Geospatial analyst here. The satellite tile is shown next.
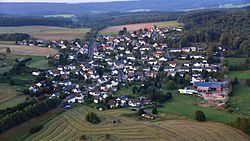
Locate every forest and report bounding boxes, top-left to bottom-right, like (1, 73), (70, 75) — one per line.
(0, 33), (30, 41)
(178, 8), (250, 57)
(0, 12), (181, 29)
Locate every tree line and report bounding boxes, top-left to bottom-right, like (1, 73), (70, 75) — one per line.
(0, 33), (30, 41)
(0, 98), (60, 133)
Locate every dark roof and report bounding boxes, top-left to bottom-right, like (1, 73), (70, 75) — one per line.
(193, 82), (222, 89)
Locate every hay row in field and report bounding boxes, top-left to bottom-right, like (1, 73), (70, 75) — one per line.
(26, 106), (250, 141)
(0, 44), (58, 56)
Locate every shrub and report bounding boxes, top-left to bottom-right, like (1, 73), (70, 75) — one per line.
(232, 117), (250, 135)
(9, 79), (15, 85)
(137, 109), (145, 116)
(86, 112), (100, 124)
(245, 79), (250, 87)
(195, 110), (206, 122)
(30, 125), (43, 134)
(80, 135), (87, 140)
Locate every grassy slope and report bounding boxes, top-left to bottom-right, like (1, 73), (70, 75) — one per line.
(0, 54), (48, 109)
(0, 108), (64, 141)
(230, 84), (250, 116)
(22, 105), (250, 141)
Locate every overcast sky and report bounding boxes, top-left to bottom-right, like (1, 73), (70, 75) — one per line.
(0, 0), (133, 3)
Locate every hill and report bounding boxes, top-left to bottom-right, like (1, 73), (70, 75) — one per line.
(0, 0), (249, 16)
(1, 105), (249, 141)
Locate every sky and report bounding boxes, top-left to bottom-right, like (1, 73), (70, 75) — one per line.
(0, 0), (133, 3)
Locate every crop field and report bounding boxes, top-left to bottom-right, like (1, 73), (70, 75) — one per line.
(0, 26), (90, 40)
(22, 105), (249, 141)
(0, 44), (58, 56)
(100, 21), (182, 35)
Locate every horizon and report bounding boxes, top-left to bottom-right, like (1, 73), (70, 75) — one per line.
(0, 0), (136, 3)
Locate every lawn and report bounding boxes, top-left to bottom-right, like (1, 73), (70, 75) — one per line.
(230, 84), (250, 116)
(0, 108), (64, 141)
(229, 70), (250, 79)
(100, 21), (182, 35)
(0, 26), (90, 40)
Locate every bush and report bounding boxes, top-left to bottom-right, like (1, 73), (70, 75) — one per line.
(137, 109), (145, 116)
(86, 112), (100, 124)
(9, 79), (15, 85)
(30, 125), (43, 134)
(232, 117), (250, 135)
(80, 135), (87, 140)
(195, 110), (206, 122)
(245, 79), (250, 87)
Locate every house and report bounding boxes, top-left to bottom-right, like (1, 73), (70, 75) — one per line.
(168, 61), (177, 68)
(128, 99), (141, 107)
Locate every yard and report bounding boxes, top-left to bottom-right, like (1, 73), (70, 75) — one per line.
(99, 21), (182, 35)
(0, 26), (90, 40)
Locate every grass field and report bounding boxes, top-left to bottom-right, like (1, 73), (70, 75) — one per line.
(12, 105), (248, 141)
(0, 54), (50, 74)
(0, 26), (90, 40)
(224, 57), (247, 65)
(100, 21), (182, 35)
(0, 44), (58, 56)
(0, 83), (27, 109)
(229, 70), (250, 79)
(230, 84), (250, 116)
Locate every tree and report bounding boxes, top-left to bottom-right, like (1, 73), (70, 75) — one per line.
(6, 47), (11, 54)
(233, 77), (239, 85)
(166, 80), (176, 90)
(195, 110), (206, 122)
(86, 112), (100, 124)
(152, 106), (158, 115)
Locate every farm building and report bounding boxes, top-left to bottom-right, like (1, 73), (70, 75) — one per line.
(193, 82), (223, 92)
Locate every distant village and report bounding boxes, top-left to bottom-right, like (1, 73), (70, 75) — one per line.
(18, 26), (231, 110)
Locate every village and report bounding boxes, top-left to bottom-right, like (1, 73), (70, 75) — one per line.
(23, 26), (231, 112)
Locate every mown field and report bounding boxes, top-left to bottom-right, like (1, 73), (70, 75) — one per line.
(1, 105), (245, 141)
(0, 44), (58, 56)
(100, 21), (182, 35)
(0, 26), (90, 40)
